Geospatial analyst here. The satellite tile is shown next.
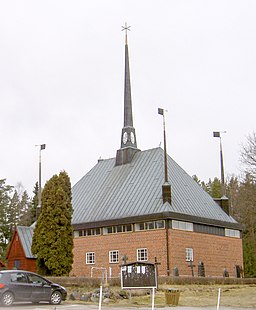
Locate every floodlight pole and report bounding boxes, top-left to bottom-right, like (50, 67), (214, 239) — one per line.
(36, 144), (46, 219)
(158, 108), (171, 277)
(163, 113), (168, 184)
(39, 148), (42, 207)
(213, 132), (226, 197)
(219, 136), (225, 192)
(158, 108), (168, 183)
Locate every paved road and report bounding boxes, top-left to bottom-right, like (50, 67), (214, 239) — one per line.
(0, 304), (254, 310)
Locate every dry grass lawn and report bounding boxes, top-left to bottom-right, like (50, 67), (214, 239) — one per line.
(113, 284), (256, 308)
(67, 284), (256, 308)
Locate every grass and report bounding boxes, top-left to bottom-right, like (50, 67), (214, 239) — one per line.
(67, 284), (256, 308)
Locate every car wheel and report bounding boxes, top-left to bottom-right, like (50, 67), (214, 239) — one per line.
(1, 291), (14, 306)
(50, 291), (62, 305)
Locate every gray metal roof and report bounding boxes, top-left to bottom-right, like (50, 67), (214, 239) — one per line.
(17, 226), (35, 259)
(72, 147), (238, 228)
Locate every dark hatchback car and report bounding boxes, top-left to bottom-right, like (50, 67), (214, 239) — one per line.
(0, 270), (67, 306)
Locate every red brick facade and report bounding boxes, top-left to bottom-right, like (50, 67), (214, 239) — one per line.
(169, 229), (243, 277)
(72, 226), (243, 278)
(7, 230), (36, 272)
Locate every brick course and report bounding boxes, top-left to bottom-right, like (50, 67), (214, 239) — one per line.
(72, 227), (243, 278)
(169, 229), (243, 277)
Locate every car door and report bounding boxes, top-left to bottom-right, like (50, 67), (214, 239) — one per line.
(9, 272), (32, 300)
(26, 273), (52, 302)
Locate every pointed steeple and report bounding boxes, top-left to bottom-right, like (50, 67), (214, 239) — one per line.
(116, 24), (140, 166)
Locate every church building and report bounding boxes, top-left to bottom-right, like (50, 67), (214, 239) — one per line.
(71, 29), (243, 278)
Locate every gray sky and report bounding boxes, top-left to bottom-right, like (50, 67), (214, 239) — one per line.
(0, 0), (255, 195)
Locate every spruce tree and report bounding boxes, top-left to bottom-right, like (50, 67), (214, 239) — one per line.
(0, 179), (13, 250)
(31, 171), (73, 276)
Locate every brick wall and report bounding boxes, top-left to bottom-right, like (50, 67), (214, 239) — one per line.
(169, 229), (243, 277)
(72, 229), (167, 277)
(72, 227), (243, 278)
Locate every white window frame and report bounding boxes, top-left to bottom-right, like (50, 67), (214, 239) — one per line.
(185, 248), (194, 262)
(86, 252), (95, 264)
(137, 248), (148, 262)
(155, 220), (165, 229)
(109, 250), (119, 263)
(73, 231), (79, 238)
(225, 228), (240, 238)
(172, 220), (193, 231)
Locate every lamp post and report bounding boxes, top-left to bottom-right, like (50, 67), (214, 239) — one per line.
(213, 131), (226, 197)
(35, 143), (46, 219)
(158, 108), (168, 183)
(158, 108), (171, 277)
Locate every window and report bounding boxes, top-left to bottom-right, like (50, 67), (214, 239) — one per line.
(124, 224), (133, 232)
(86, 252), (95, 264)
(116, 226), (122, 233)
(86, 228), (101, 236)
(27, 274), (48, 285)
(10, 272), (27, 283)
(225, 229), (240, 238)
(135, 220), (165, 231)
(73, 231), (79, 238)
(194, 223), (225, 236)
(145, 222), (154, 230)
(135, 223), (145, 231)
(137, 248), (148, 261)
(14, 260), (20, 270)
(185, 248), (194, 262)
(155, 220), (165, 229)
(109, 250), (119, 263)
(172, 220), (193, 231)
(103, 224), (133, 234)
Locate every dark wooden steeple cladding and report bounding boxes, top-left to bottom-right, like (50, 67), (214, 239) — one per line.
(116, 24), (140, 166)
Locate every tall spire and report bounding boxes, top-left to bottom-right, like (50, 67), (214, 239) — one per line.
(116, 24), (140, 166)
(123, 23), (133, 129)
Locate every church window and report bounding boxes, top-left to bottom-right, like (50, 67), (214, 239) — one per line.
(103, 224), (133, 234)
(124, 224), (133, 232)
(172, 220), (193, 231)
(145, 222), (154, 230)
(95, 228), (101, 235)
(136, 223), (145, 230)
(73, 231), (79, 238)
(86, 228), (101, 236)
(109, 250), (119, 263)
(193, 223), (225, 236)
(225, 229), (240, 238)
(155, 220), (165, 229)
(86, 252), (95, 264)
(115, 226), (123, 233)
(107, 227), (113, 234)
(135, 220), (165, 231)
(137, 248), (148, 262)
(185, 248), (194, 262)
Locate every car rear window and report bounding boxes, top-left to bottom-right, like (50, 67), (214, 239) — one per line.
(10, 272), (27, 283)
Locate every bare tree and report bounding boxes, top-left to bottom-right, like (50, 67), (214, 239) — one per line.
(240, 132), (256, 178)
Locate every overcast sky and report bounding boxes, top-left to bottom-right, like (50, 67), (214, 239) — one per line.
(0, 1), (255, 195)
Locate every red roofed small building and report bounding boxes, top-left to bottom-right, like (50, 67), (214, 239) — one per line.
(6, 225), (36, 272)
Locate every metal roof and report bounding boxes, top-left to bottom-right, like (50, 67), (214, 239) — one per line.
(17, 226), (35, 259)
(72, 147), (238, 228)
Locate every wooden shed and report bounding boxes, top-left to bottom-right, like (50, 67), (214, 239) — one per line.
(6, 225), (36, 272)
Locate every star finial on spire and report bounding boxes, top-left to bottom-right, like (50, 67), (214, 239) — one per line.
(122, 22), (131, 44)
